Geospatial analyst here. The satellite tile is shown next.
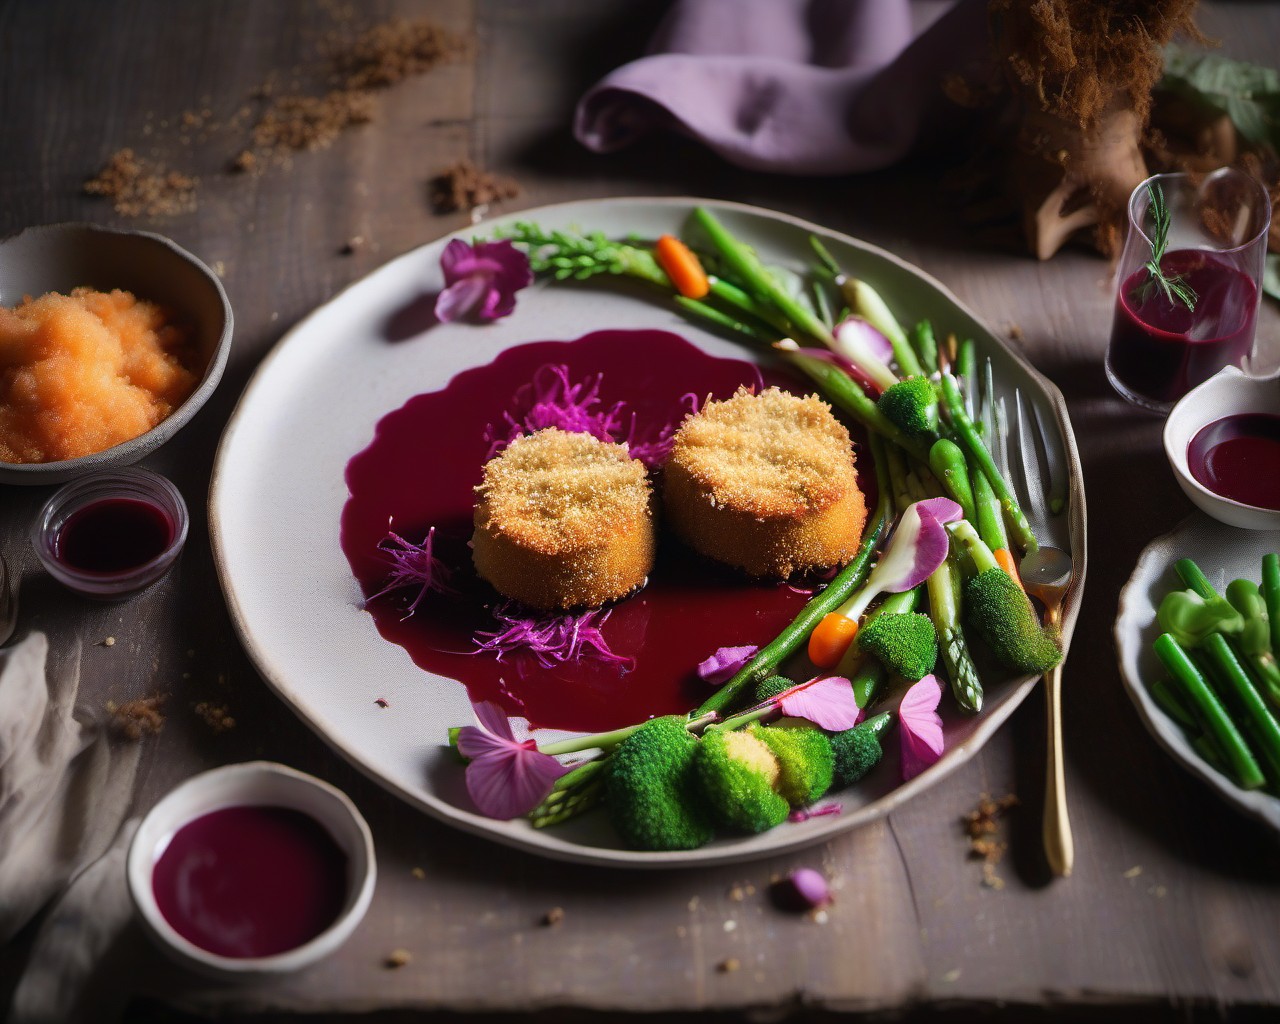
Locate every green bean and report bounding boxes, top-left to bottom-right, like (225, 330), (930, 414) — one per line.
(969, 451), (1008, 553)
(1150, 677), (1196, 730)
(693, 207), (834, 347)
(912, 319), (939, 375)
(928, 438), (976, 524)
(1200, 633), (1280, 782)
(1153, 633), (1264, 789)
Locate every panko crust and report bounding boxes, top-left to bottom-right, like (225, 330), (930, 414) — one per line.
(663, 387), (866, 578)
(472, 427), (655, 609)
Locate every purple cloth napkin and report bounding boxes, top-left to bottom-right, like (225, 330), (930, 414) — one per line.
(574, 0), (989, 174)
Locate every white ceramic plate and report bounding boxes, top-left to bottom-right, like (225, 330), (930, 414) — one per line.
(211, 198), (1088, 867)
(1115, 513), (1280, 832)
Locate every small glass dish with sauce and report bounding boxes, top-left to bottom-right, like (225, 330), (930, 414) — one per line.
(1164, 364), (1280, 529)
(127, 761), (377, 978)
(31, 467), (190, 598)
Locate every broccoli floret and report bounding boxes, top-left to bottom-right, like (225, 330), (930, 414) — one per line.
(830, 721), (886, 788)
(693, 725), (790, 833)
(965, 567), (1062, 673)
(605, 716), (714, 851)
(753, 675), (796, 704)
(876, 377), (938, 439)
(757, 719), (834, 806)
(858, 612), (938, 680)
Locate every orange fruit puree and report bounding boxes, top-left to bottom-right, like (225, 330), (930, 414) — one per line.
(0, 288), (198, 463)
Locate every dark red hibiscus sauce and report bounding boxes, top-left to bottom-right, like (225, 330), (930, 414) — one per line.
(152, 805), (348, 959)
(1188, 413), (1280, 511)
(56, 498), (174, 573)
(1107, 249), (1258, 405)
(341, 329), (875, 733)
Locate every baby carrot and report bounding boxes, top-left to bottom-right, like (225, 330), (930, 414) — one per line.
(654, 234), (710, 299)
(808, 613), (860, 669)
(994, 548), (1024, 590)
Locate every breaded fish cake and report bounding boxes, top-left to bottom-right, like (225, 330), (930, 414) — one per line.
(662, 386), (866, 578)
(472, 427), (655, 610)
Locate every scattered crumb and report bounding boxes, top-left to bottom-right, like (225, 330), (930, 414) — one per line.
(101, 636), (116, 647)
(727, 885), (747, 902)
(1123, 865), (1143, 879)
(384, 948), (412, 969)
(541, 906), (565, 927)
(430, 158), (520, 214)
(717, 958), (740, 974)
(374, 697), (390, 708)
(106, 695), (167, 740)
(83, 149), (197, 217)
(340, 235), (365, 256)
(942, 968), (963, 983)
(963, 792), (1019, 888)
(194, 701), (236, 734)
(722, 920), (736, 933)
(252, 89), (375, 154)
(230, 150), (257, 174)
(812, 909), (829, 925)
(1007, 322), (1024, 341)
(211, 260), (226, 277)
(410, 866), (425, 880)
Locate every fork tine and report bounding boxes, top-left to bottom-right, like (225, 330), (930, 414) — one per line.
(1030, 400), (1068, 517)
(1016, 389), (1050, 536)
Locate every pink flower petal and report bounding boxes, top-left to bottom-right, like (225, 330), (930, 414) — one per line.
(777, 675), (863, 731)
(788, 802), (842, 823)
(915, 497), (963, 525)
(435, 275), (490, 322)
(697, 644), (758, 685)
(873, 497), (962, 595)
(899, 674), (945, 780)
(455, 700), (572, 819)
(464, 745), (571, 820)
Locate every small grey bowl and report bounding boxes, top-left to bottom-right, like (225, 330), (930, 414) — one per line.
(0, 222), (233, 485)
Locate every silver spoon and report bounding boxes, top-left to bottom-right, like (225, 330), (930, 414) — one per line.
(1021, 545), (1075, 877)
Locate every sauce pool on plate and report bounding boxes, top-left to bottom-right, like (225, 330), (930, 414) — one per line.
(341, 329), (876, 733)
(152, 805), (349, 959)
(1187, 413), (1280, 511)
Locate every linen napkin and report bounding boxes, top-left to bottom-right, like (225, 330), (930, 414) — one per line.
(574, 0), (990, 174)
(0, 632), (140, 941)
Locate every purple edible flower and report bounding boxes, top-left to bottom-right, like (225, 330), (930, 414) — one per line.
(788, 803), (842, 823)
(776, 675), (863, 731)
(899, 673), (945, 780)
(366, 526), (455, 619)
(456, 700), (572, 819)
(472, 602), (634, 670)
(435, 238), (533, 323)
(696, 644), (758, 685)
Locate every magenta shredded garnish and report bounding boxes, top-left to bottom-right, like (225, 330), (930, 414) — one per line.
(484, 365), (700, 469)
(366, 526), (455, 618)
(484, 364), (626, 458)
(472, 602), (634, 670)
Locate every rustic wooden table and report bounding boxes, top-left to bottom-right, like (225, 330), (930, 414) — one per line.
(3, 1), (1280, 1021)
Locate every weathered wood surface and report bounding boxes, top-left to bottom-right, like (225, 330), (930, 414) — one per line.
(2, 1), (1279, 1019)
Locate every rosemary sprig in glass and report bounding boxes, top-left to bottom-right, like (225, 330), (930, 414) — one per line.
(1140, 182), (1198, 312)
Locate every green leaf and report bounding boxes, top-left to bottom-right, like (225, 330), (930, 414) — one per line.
(1160, 44), (1280, 151)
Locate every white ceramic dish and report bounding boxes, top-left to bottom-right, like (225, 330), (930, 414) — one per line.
(0, 222), (233, 486)
(209, 197), (1088, 867)
(127, 761), (376, 977)
(1164, 364), (1280, 529)
(1115, 514), (1280, 833)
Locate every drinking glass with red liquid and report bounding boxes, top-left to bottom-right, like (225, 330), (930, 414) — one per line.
(1105, 168), (1270, 413)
